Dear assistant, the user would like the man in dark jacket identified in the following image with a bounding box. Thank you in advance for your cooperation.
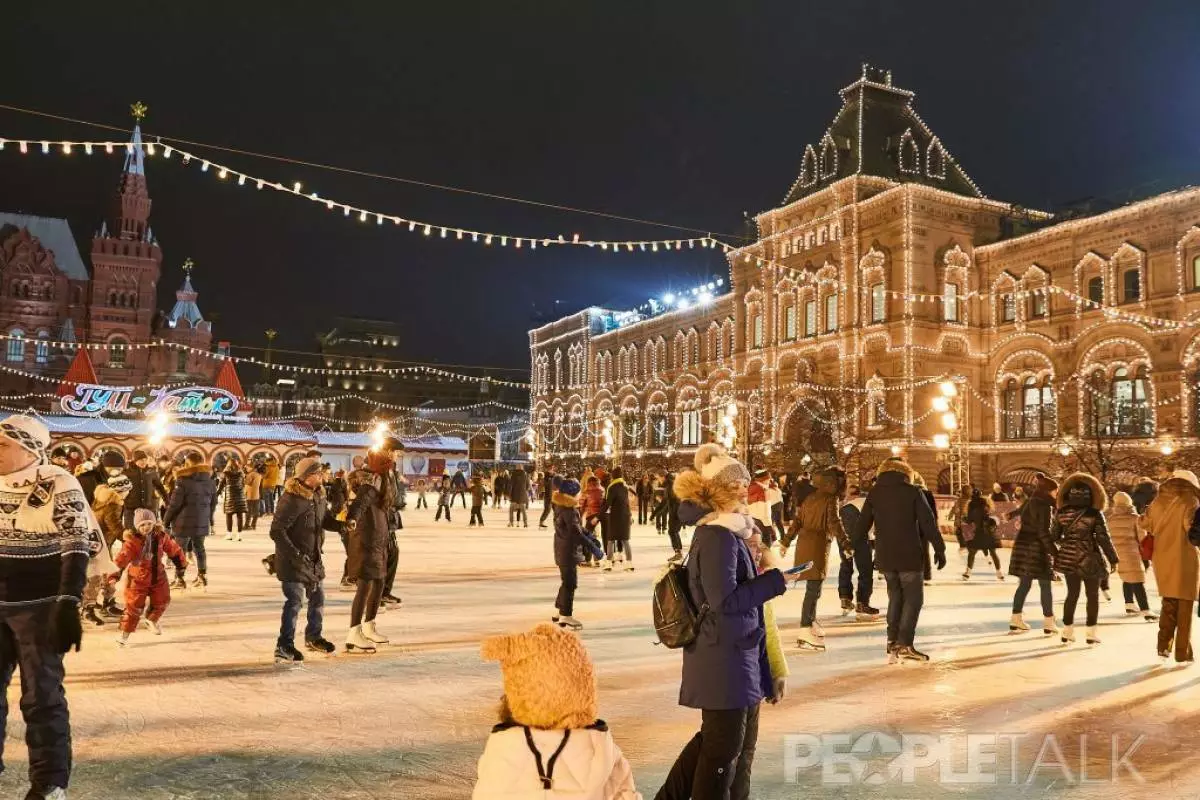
[538,467,556,527]
[271,456,340,664]
[838,487,878,619]
[450,467,468,508]
[77,452,121,506]
[508,467,530,527]
[790,472,816,512]
[854,459,944,662]
[665,469,684,562]
[163,453,219,590]
[123,449,167,529]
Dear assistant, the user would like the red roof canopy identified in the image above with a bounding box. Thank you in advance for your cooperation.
[56,348,98,397]
[213,359,245,400]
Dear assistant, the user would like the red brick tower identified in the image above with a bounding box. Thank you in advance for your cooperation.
[88,102,161,386]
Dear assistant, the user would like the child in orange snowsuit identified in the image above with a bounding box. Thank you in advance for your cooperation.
[111,508,187,645]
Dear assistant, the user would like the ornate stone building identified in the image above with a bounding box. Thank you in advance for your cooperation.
[529,66,1200,489]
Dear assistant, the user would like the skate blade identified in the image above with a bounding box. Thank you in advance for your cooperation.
[345,645,377,654]
[1008,628,1029,634]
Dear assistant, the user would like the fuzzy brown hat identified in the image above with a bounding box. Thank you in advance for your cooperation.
[480,622,596,729]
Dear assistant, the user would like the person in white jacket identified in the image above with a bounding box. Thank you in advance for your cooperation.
[474,622,641,799]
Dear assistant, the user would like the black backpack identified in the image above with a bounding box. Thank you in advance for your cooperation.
[653,557,708,648]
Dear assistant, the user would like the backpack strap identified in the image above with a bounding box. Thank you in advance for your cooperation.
[522,726,572,789]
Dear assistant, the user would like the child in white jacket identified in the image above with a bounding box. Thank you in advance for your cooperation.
[474,622,642,799]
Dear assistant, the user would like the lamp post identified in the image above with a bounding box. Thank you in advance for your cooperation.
[932,378,969,496]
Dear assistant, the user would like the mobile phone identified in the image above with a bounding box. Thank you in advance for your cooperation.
[784,561,814,575]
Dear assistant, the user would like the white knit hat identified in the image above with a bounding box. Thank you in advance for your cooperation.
[0,415,50,463]
[1173,469,1200,489]
[694,443,751,485]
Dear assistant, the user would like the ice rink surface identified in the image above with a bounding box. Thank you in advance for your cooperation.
[2,503,1198,799]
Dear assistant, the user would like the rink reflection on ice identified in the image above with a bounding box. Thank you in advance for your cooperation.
[2,504,1198,799]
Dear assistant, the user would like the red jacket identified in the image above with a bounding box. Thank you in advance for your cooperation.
[114,526,187,587]
[580,485,605,519]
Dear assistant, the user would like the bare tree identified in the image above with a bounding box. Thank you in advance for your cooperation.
[1049,391,1157,490]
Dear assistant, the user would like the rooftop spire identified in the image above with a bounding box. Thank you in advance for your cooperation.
[166,258,204,328]
[112,101,152,240]
[124,102,147,177]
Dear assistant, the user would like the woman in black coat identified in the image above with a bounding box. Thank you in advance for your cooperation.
[344,449,396,653]
[1052,473,1119,645]
[963,489,1001,580]
[163,453,218,588]
[1007,473,1059,634]
[217,457,248,537]
[601,466,633,571]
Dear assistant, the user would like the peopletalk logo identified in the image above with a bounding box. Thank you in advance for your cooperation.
[784,732,1147,786]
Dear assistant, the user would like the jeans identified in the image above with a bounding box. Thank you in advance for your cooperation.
[0,603,71,794]
[656,704,760,800]
[883,570,924,647]
[1012,576,1054,617]
[279,581,325,646]
[838,540,873,604]
[1123,581,1150,611]
[177,536,207,573]
[509,503,527,525]
[1062,574,1100,626]
[556,561,578,616]
[800,579,822,626]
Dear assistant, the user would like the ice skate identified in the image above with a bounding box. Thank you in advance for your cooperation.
[1043,616,1058,635]
[141,618,162,635]
[339,577,355,591]
[961,568,971,581]
[305,636,336,654]
[345,626,377,654]
[274,643,304,665]
[224,532,234,541]
[1061,624,1075,645]
[896,645,930,663]
[995,570,1005,581]
[840,597,854,616]
[101,600,123,620]
[556,615,583,631]
[170,575,186,590]
[234,533,243,542]
[1009,613,1030,633]
[1144,611,1159,622]
[83,606,105,626]
[192,571,207,591]
[116,632,130,648]
[1085,625,1101,645]
[1102,588,1111,602]
[886,641,898,665]
[602,560,614,572]
[362,619,389,644]
[381,593,402,607]
[29,786,67,800]
[668,550,683,563]
[797,627,826,652]
[811,620,825,639]
[855,603,880,622]
[1125,603,1138,615]
[623,559,635,572]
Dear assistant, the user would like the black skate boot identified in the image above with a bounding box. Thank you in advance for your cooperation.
[191,570,208,591]
[101,599,123,619]
[855,602,881,621]
[170,573,187,590]
[840,597,854,615]
[305,636,336,654]
[83,605,105,626]
[273,643,305,665]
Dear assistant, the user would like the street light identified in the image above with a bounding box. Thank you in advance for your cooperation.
[932,433,950,449]
[939,381,958,398]
[941,412,958,430]
[931,396,950,413]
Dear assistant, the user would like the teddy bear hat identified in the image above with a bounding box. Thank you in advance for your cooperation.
[480,622,597,729]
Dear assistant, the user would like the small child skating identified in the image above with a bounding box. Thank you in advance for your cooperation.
[415,478,428,510]
[435,476,453,522]
[474,622,642,799]
[469,475,486,527]
[111,508,187,646]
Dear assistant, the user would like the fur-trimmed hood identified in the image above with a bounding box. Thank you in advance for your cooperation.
[1059,472,1108,511]
[174,462,211,479]
[551,490,579,509]
[876,459,914,481]
[284,476,317,500]
[673,468,742,514]
[1156,476,1200,504]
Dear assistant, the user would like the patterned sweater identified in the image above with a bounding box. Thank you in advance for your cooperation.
[0,463,95,604]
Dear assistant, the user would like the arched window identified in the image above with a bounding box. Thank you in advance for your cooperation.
[6,330,24,362]
[824,295,838,332]
[804,298,817,336]
[1111,366,1151,436]
[1123,268,1140,303]
[1087,276,1103,305]
[109,337,128,367]
[782,303,796,341]
[870,283,885,323]
[1030,287,1048,318]
[1003,379,1021,440]
[751,313,763,348]
[1003,375,1056,440]
[1001,294,1016,322]
[34,332,49,365]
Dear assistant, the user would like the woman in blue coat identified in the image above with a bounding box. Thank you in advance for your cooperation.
[657,444,788,800]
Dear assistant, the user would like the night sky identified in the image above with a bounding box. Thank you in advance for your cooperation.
[1,1,1198,373]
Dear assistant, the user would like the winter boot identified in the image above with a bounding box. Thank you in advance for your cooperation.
[274,643,304,664]
[556,616,583,631]
[83,605,105,626]
[345,626,377,654]
[362,619,389,644]
[797,627,826,651]
[856,603,880,621]
[141,618,163,635]
[896,645,930,663]
[1043,616,1059,635]
[840,597,854,615]
[1086,626,1101,645]
[1061,624,1075,645]
[192,571,207,591]
[961,568,971,581]
[1125,603,1138,615]
[305,636,336,654]
[1009,613,1030,633]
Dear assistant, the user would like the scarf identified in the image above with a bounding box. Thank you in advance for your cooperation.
[697,506,757,539]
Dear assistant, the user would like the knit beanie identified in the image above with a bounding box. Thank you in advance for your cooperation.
[694,443,751,486]
[0,415,50,464]
[106,474,132,498]
[133,508,157,529]
[481,622,597,729]
[1112,491,1134,511]
[559,478,581,496]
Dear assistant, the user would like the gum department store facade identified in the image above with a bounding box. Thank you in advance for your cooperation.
[530,67,1200,490]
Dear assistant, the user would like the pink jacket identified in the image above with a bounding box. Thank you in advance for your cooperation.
[473,725,641,799]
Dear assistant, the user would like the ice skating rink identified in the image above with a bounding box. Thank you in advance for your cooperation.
[5,504,1200,799]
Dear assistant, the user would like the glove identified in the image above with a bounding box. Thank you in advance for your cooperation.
[935,551,947,570]
[49,598,82,654]
[770,677,787,704]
